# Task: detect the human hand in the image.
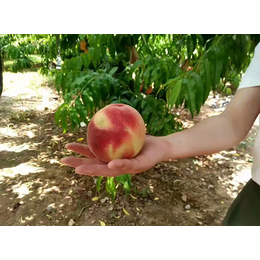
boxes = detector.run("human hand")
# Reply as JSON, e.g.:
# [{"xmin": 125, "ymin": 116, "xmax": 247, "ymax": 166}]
[{"xmin": 61, "ymin": 135, "xmax": 170, "ymax": 177}]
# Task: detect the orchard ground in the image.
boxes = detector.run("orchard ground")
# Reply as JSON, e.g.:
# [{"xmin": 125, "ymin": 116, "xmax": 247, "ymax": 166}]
[{"xmin": 0, "ymin": 71, "xmax": 259, "ymax": 226}]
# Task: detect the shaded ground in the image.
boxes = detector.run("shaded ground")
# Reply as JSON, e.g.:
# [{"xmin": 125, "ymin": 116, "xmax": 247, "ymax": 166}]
[{"xmin": 0, "ymin": 72, "xmax": 259, "ymax": 226}]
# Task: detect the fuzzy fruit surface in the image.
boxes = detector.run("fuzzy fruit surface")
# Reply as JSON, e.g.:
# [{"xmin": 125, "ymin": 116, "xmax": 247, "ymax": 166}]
[{"xmin": 87, "ymin": 104, "xmax": 146, "ymax": 163}]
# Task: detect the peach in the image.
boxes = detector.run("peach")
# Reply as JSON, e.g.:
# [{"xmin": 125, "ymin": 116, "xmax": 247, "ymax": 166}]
[{"xmin": 87, "ymin": 104, "xmax": 146, "ymax": 163}]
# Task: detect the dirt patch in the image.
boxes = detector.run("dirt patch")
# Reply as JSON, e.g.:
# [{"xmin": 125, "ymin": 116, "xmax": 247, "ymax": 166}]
[{"xmin": 0, "ymin": 72, "xmax": 258, "ymax": 226}]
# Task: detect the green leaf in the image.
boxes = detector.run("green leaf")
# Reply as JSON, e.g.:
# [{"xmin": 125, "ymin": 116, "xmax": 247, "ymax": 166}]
[
  {"xmin": 150, "ymin": 67, "xmax": 159, "ymax": 83},
  {"xmin": 69, "ymin": 106, "xmax": 81, "ymax": 129},
  {"xmin": 208, "ymin": 47, "xmax": 223, "ymax": 90},
  {"xmin": 120, "ymin": 98, "xmax": 133, "ymax": 106},
  {"xmin": 166, "ymin": 79, "xmax": 183, "ymax": 108},
  {"xmin": 142, "ymin": 34, "xmax": 148, "ymax": 44},
  {"xmin": 162, "ymin": 63, "xmax": 170, "ymax": 83},
  {"xmin": 143, "ymin": 66, "xmax": 152, "ymax": 86},
  {"xmin": 134, "ymin": 72, "xmax": 141, "ymax": 92},
  {"xmin": 96, "ymin": 177, "xmax": 103, "ymax": 192},
  {"xmin": 73, "ymin": 75, "xmax": 88, "ymax": 86},
  {"xmin": 54, "ymin": 105, "xmax": 64, "ymax": 124},
  {"xmin": 82, "ymin": 90, "xmax": 93, "ymax": 107},
  {"xmin": 109, "ymin": 43, "xmax": 116, "ymax": 59},
  {"xmin": 121, "ymin": 90, "xmax": 131, "ymax": 96},
  {"xmin": 91, "ymin": 84, "xmax": 101, "ymax": 107},
  {"xmin": 54, "ymin": 110, "xmax": 60, "ymax": 125},
  {"xmin": 141, "ymin": 103, "xmax": 151, "ymax": 122},
  {"xmin": 76, "ymin": 107, "xmax": 88, "ymax": 125},
  {"xmin": 109, "ymin": 67, "xmax": 118, "ymax": 76},
  {"xmin": 70, "ymin": 117, "xmax": 77, "ymax": 131},
  {"xmin": 187, "ymin": 35, "xmax": 194, "ymax": 58},
  {"xmin": 199, "ymin": 60, "xmax": 211, "ymax": 103},
  {"xmin": 72, "ymin": 111, "xmax": 81, "ymax": 125},
  {"xmin": 212, "ymin": 47, "xmax": 223, "ymax": 87},
  {"xmin": 130, "ymin": 60, "xmax": 143, "ymax": 73},
  {"xmin": 106, "ymin": 177, "xmax": 116, "ymax": 201},
  {"xmin": 183, "ymin": 78, "xmax": 196, "ymax": 117},
  {"xmin": 75, "ymin": 97, "xmax": 88, "ymax": 119},
  {"xmin": 115, "ymin": 174, "xmax": 131, "ymax": 195},
  {"xmin": 189, "ymin": 72, "xmax": 204, "ymax": 114},
  {"xmin": 191, "ymin": 34, "xmax": 197, "ymax": 52},
  {"xmin": 76, "ymin": 56, "xmax": 83, "ymax": 71},
  {"xmin": 61, "ymin": 107, "xmax": 68, "ymax": 133},
  {"xmin": 82, "ymin": 53, "xmax": 91, "ymax": 68}
]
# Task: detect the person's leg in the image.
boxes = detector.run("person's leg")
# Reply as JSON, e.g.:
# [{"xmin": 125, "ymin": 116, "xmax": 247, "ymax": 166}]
[{"xmin": 222, "ymin": 179, "xmax": 260, "ymax": 226}]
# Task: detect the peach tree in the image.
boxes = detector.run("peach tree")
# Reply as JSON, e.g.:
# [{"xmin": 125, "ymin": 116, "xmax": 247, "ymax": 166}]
[
  {"xmin": 53, "ymin": 34, "xmax": 260, "ymax": 199},
  {"xmin": 0, "ymin": 34, "xmax": 39, "ymax": 97}
]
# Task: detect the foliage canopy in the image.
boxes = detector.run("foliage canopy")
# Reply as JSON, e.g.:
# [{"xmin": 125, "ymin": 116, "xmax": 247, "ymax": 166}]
[{"xmin": 1, "ymin": 34, "xmax": 260, "ymax": 199}]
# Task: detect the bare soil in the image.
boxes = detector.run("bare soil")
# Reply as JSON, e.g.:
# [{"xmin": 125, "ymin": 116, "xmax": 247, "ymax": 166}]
[{"xmin": 0, "ymin": 72, "xmax": 258, "ymax": 226}]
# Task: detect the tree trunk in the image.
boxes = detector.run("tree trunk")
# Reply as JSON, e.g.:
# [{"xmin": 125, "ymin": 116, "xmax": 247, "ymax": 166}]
[{"xmin": 0, "ymin": 49, "xmax": 3, "ymax": 98}]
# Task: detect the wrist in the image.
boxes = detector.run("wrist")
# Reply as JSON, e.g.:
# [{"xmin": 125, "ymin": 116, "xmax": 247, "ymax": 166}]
[
  {"xmin": 160, "ymin": 133, "xmax": 183, "ymax": 161},
  {"xmin": 158, "ymin": 134, "xmax": 178, "ymax": 161}
]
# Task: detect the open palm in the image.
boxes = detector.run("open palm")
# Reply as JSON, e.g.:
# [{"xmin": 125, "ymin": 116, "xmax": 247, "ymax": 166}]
[{"xmin": 61, "ymin": 135, "xmax": 169, "ymax": 177}]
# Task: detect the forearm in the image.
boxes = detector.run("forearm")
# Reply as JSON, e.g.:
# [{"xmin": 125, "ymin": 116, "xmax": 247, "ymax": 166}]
[{"xmin": 162, "ymin": 114, "xmax": 242, "ymax": 160}]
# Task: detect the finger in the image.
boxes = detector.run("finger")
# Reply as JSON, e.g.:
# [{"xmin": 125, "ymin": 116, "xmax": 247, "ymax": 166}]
[
  {"xmin": 108, "ymin": 159, "xmax": 134, "ymax": 172},
  {"xmin": 65, "ymin": 143, "xmax": 96, "ymax": 158},
  {"xmin": 61, "ymin": 156, "xmax": 104, "ymax": 168},
  {"xmin": 107, "ymin": 156, "xmax": 151, "ymax": 173},
  {"xmin": 75, "ymin": 164, "xmax": 126, "ymax": 177}
]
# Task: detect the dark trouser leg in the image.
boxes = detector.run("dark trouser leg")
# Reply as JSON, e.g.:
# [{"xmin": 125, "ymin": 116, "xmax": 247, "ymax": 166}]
[{"xmin": 222, "ymin": 179, "xmax": 260, "ymax": 226}]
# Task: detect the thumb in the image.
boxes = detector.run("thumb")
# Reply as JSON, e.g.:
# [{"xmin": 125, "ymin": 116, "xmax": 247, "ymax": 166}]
[{"xmin": 108, "ymin": 159, "xmax": 136, "ymax": 172}]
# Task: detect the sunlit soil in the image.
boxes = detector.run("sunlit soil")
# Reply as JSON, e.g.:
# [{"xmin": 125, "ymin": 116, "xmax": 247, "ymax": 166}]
[{"xmin": 0, "ymin": 71, "xmax": 258, "ymax": 226}]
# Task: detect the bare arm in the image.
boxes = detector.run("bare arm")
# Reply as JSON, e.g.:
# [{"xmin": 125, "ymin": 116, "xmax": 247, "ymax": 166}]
[
  {"xmin": 61, "ymin": 87, "xmax": 260, "ymax": 176},
  {"xmin": 163, "ymin": 87, "xmax": 260, "ymax": 160}
]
